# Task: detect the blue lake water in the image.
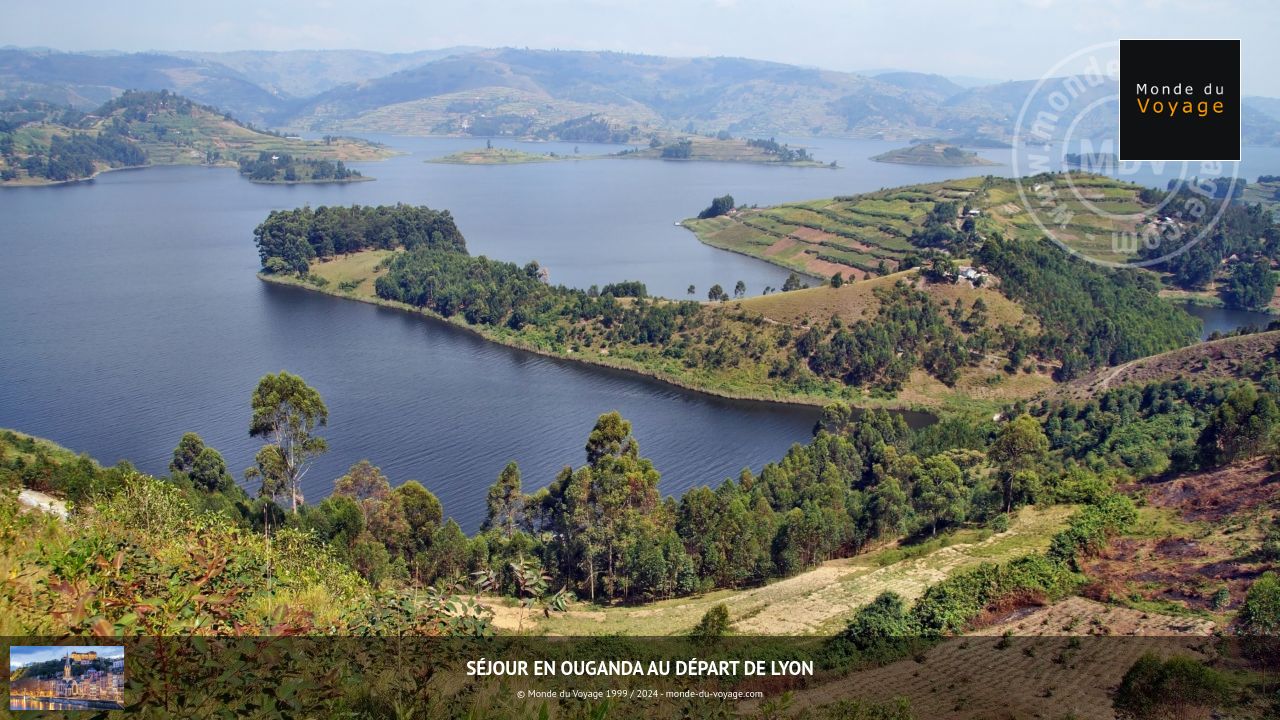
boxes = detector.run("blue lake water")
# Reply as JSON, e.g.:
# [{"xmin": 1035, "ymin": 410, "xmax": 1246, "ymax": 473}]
[{"xmin": 1, "ymin": 135, "xmax": 1276, "ymax": 529}]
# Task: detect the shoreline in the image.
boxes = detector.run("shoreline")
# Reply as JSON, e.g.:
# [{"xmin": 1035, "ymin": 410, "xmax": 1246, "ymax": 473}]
[
  {"xmin": 0, "ymin": 162, "xmax": 151, "ymax": 188},
  {"xmin": 258, "ymin": 271, "xmax": 938, "ymax": 418},
  {"xmin": 678, "ymin": 220, "xmax": 827, "ymax": 282},
  {"xmin": 245, "ymin": 174, "xmax": 376, "ymax": 185}
]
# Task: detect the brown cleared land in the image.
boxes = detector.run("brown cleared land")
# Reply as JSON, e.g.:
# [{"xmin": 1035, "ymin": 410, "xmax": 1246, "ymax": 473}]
[
  {"xmin": 1052, "ymin": 330, "xmax": 1280, "ymax": 402},
  {"xmin": 1079, "ymin": 458, "xmax": 1279, "ymax": 621}
]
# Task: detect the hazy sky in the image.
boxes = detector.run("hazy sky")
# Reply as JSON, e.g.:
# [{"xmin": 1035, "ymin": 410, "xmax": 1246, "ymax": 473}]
[{"xmin": 5, "ymin": 0, "xmax": 1278, "ymax": 94}]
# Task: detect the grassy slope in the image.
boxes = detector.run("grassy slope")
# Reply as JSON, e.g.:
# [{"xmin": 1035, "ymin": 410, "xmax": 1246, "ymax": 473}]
[
  {"xmin": 684, "ymin": 174, "xmax": 1149, "ymax": 277},
  {"xmin": 1052, "ymin": 329, "xmax": 1280, "ymax": 402},
  {"xmin": 0, "ymin": 429, "xmax": 86, "ymax": 467},
  {"xmin": 491, "ymin": 505, "xmax": 1075, "ymax": 636}
]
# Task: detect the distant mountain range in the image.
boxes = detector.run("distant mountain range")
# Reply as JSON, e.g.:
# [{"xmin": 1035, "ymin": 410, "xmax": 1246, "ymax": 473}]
[{"xmin": 2, "ymin": 46, "xmax": 1278, "ymax": 147}]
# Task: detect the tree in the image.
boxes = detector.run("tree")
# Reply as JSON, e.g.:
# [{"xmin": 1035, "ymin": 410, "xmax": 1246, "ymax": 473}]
[
  {"xmin": 830, "ymin": 272, "xmax": 844, "ymax": 288},
  {"xmin": 707, "ymin": 284, "xmax": 727, "ymax": 302},
  {"xmin": 913, "ymin": 456, "xmax": 966, "ymax": 535},
  {"xmin": 483, "ymin": 461, "xmax": 524, "ymax": 537},
  {"xmin": 167, "ymin": 432, "xmax": 232, "ymax": 493},
  {"xmin": 1114, "ymin": 654, "xmax": 1234, "ymax": 720},
  {"xmin": 687, "ymin": 284, "xmax": 696, "ymax": 296},
  {"xmin": 1236, "ymin": 571, "xmax": 1280, "ymax": 638},
  {"xmin": 305, "ymin": 495, "xmax": 365, "ymax": 559},
  {"xmin": 868, "ymin": 475, "xmax": 911, "ymax": 539},
  {"xmin": 1223, "ymin": 258, "xmax": 1276, "ymax": 310},
  {"xmin": 923, "ymin": 256, "xmax": 958, "ymax": 283},
  {"xmin": 1236, "ymin": 571, "xmax": 1280, "ymax": 667},
  {"xmin": 586, "ymin": 411, "xmax": 634, "ymax": 465},
  {"xmin": 697, "ymin": 194, "xmax": 735, "ymax": 219},
  {"xmin": 989, "ymin": 415, "xmax": 1049, "ymax": 512},
  {"xmin": 733, "ymin": 280, "xmax": 746, "ymax": 298},
  {"xmin": 690, "ymin": 603, "xmax": 731, "ymax": 643},
  {"xmin": 544, "ymin": 412, "xmax": 663, "ymax": 601},
  {"xmin": 190, "ymin": 447, "xmax": 233, "ymax": 493},
  {"xmin": 782, "ymin": 273, "xmax": 806, "ymax": 292},
  {"xmin": 248, "ymin": 371, "xmax": 328, "ymax": 512},
  {"xmin": 334, "ymin": 460, "xmax": 411, "ymax": 558},
  {"xmin": 838, "ymin": 591, "xmax": 915, "ymax": 655},
  {"xmin": 396, "ymin": 480, "xmax": 443, "ymax": 550},
  {"xmin": 169, "ymin": 432, "xmax": 206, "ymax": 475},
  {"xmin": 1197, "ymin": 384, "xmax": 1280, "ymax": 467}
]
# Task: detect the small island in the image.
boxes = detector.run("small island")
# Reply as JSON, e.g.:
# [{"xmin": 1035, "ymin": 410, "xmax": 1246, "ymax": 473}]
[
  {"xmin": 237, "ymin": 152, "xmax": 371, "ymax": 184},
  {"xmin": 1063, "ymin": 152, "xmax": 1119, "ymax": 170},
  {"xmin": 871, "ymin": 142, "xmax": 998, "ymax": 167},
  {"xmin": 426, "ymin": 146, "xmax": 568, "ymax": 165},
  {"xmin": 618, "ymin": 135, "xmax": 834, "ymax": 167}
]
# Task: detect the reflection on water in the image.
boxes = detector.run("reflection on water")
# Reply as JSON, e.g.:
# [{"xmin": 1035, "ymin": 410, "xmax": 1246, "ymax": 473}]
[
  {"xmin": 1178, "ymin": 302, "xmax": 1279, "ymax": 340},
  {"xmin": 10, "ymin": 696, "xmax": 124, "ymax": 710}
]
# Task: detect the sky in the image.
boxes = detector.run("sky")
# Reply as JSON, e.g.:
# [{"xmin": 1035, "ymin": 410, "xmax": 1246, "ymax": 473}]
[
  {"xmin": 3, "ymin": 0, "xmax": 1279, "ymax": 95},
  {"xmin": 10, "ymin": 646, "xmax": 125, "ymax": 671}
]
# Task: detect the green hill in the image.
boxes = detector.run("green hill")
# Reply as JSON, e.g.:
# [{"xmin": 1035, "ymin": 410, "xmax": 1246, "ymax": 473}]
[
  {"xmin": 0, "ymin": 90, "xmax": 391, "ymax": 186},
  {"xmin": 871, "ymin": 142, "xmax": 998, "ymax": 166},
  {"xmin": 682, "ymin": 174, "xmax": 1154, "ymax": 276}
]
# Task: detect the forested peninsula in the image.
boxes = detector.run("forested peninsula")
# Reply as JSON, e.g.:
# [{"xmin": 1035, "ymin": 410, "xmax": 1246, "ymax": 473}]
[
  {"xmin": 0, "ymin": 90, "xmax": 390, "ymax": 186},
  {"xmin": 253, "ymin": 190, "xmax": 1203, "ymax": 414}
]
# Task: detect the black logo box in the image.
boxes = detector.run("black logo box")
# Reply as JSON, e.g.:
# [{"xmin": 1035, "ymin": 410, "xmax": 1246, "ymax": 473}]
[{"xmin": 1119, "ymin": 39, "xmax": 1240, "ymax": 162}]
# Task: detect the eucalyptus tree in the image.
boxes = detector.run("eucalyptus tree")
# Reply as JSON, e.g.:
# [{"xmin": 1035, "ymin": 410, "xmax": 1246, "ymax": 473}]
[{"xmin": 246, "ymin": 371, "xmax": 328, "ymax": 512}]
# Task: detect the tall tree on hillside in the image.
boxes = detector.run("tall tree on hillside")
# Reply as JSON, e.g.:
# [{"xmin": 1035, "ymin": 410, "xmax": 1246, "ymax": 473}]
[
  {"xmin": 483, "ymin": 461, "xmax": 525, "ymax": 537},
  {"xmin": 913, "ymin": 455, "xmax": 966, "ymax": 536},
  {"xmin": 545, "ymin": 412, "xmax": 664, "ymax": 601},
  {"xmin": 247, "ymin": 371, "xmax": 328, "ymax": 512},
  {"xmin": 989, "ymin": 414, "xmax": 1049, "ymax": 512}
]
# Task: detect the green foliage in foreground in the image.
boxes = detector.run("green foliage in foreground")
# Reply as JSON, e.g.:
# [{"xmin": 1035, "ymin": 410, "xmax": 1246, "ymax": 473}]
[
  {"xmin": 1114, "ymin": 654, "xmax": 1235, "ymax": 720},
  {"xmin": 0, "ymin": 473, "xmax": 489, "ymax": 636}
]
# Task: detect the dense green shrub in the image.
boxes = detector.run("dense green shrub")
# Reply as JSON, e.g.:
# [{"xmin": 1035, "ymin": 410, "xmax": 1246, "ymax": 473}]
[{"xmin": 1114, "ymin": 654, "xmax": 1234, "ymax": 719}]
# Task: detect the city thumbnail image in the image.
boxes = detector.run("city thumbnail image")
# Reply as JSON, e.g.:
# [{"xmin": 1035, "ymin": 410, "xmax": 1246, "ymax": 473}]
[{"xmin": 9, "ymin": 646, "xmax": 124, "ymax": 711}]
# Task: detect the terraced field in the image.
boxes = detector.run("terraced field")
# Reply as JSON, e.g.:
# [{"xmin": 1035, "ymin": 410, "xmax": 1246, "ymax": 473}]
[{"xmin": 683, "ymin": 174, "xmax": 1152, "ymax": 277}]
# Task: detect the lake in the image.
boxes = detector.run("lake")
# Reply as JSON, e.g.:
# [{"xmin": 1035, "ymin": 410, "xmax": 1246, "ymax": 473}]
[
  {"xmin": 1, "ymin": 136, "xmax": 1275, "ymax": 529},
  {"xmin": 1179, "ymin": 302, "xmax": 1278, "ymax": 340}
]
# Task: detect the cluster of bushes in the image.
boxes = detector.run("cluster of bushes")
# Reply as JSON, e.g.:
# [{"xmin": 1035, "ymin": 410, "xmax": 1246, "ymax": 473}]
[
  {"xmin": 799, "ymin": 282, "xmax": 975, "ymax": 389},
  {"xmin": 237, "ymin": 151, "xmax": 361, "ymax": 183},
  {"xmin": 745, "ymin": 137, "xmax": 813, "ymax": 162},
  {"xmin": 978, "ymin": 236, "xmax": 1202, "ymax": 379},
  {"xmin": 0, "ymin": 464, "xmax": 486, "ymax": 637},
  {"xmin": 254, "ymin": 204, "xmax": 467, "ymax": 273},
  {"xmin": 0, "ymin": 430, "xmax": 132, "ymax": 503},
  {"xmin": 1027, "ymin": 379, "xmax": 1280, "ymax": 479},
  {"xmin": 9, "ymin": 130, "xmax": 147, "ymax": 182}
]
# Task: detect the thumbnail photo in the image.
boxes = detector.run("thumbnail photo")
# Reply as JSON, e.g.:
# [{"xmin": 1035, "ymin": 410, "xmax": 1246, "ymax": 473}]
[{"xmin": 9, "ymin": 646, "xmax": 125, "ymax": 711}]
